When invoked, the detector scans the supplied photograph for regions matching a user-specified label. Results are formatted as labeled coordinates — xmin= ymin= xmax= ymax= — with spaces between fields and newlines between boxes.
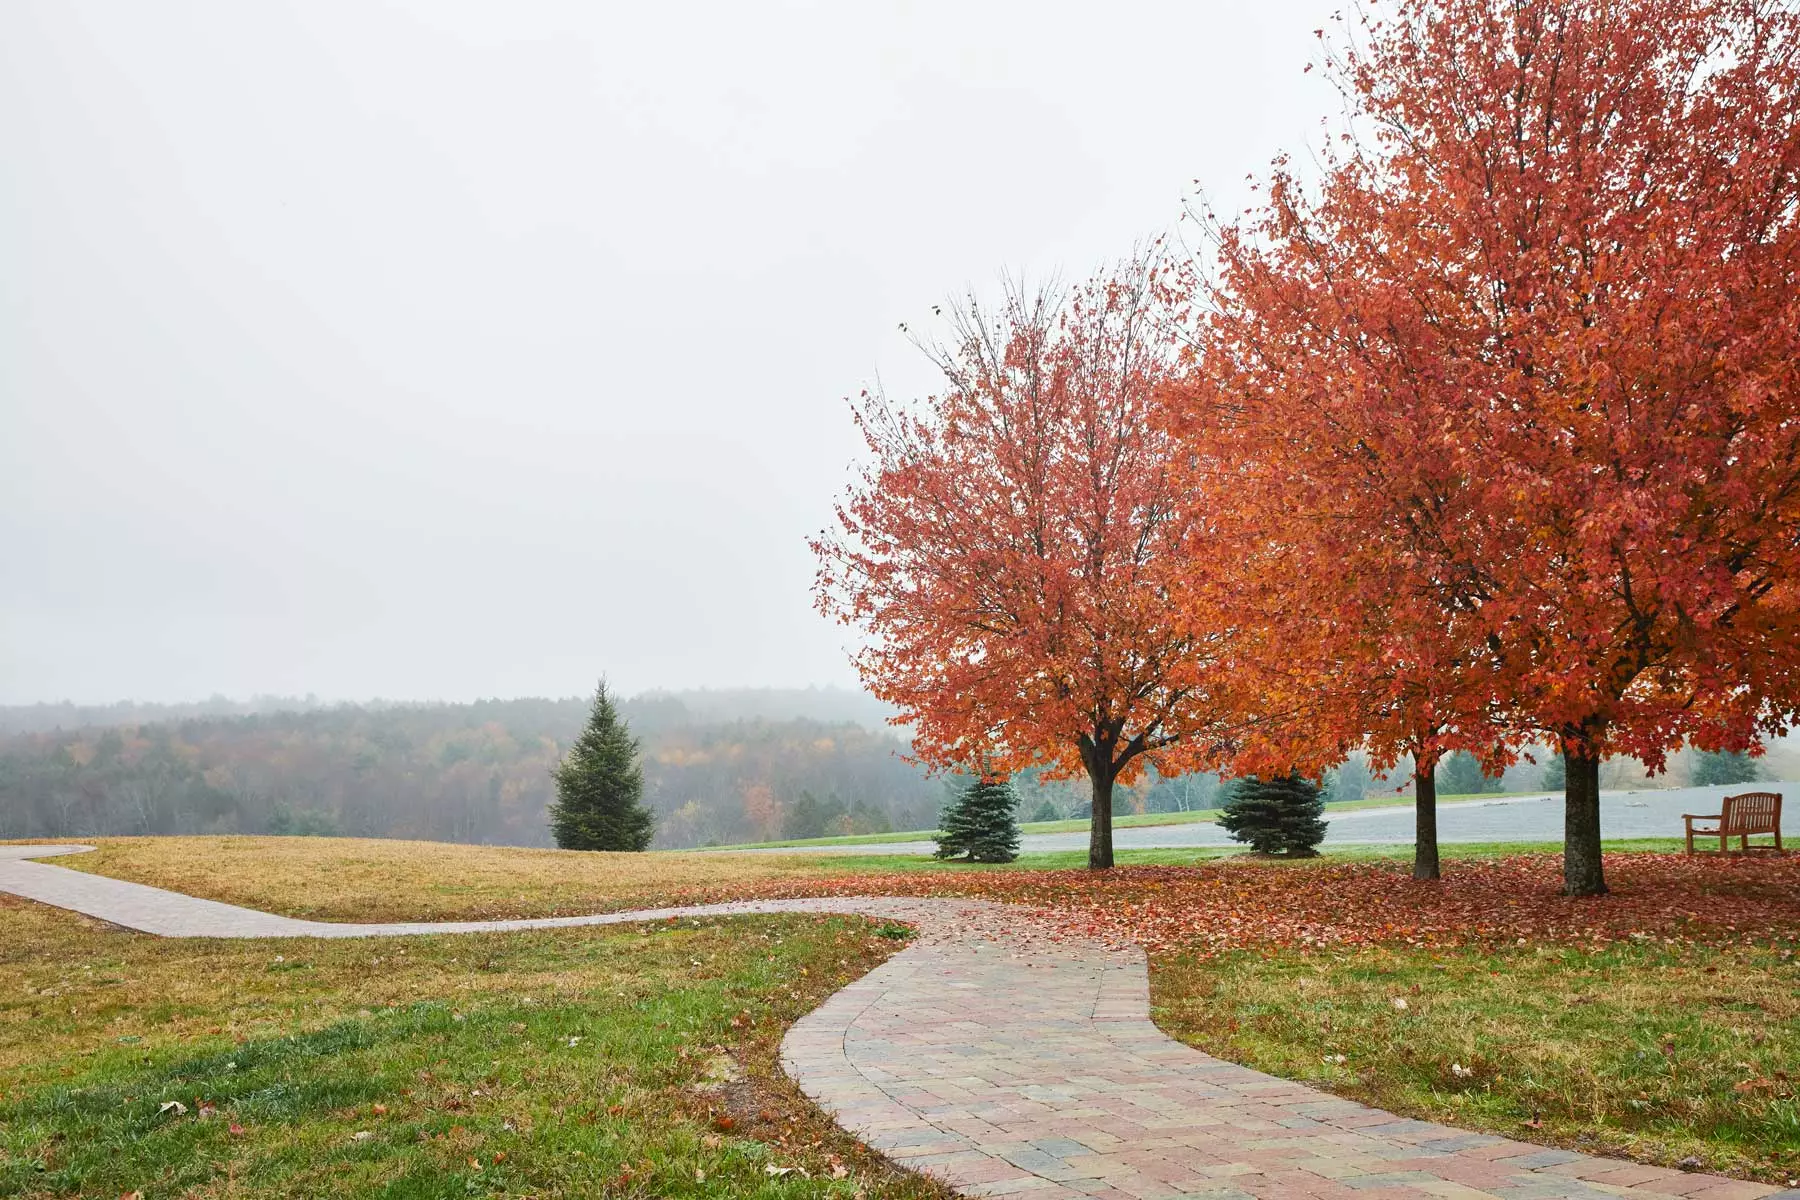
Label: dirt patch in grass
xmin=1152 ymin=939 xmax=1800 ymax=1187
xmin=0 ymin=894 xmax=951 ymax=1199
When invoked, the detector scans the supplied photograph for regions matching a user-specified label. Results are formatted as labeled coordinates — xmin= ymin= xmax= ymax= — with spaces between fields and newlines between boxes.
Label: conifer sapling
xmin=1217 ymin=773 xmax=1327 ymax=858
xmin=549 ymin=681 xmax=655 ymax=852
xmin=935 ymin=773 xmax=1021 ymax=863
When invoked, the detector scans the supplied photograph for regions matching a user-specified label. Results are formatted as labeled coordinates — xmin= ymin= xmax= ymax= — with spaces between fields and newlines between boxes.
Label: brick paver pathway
xmin=3 ymin=845 xmax=1791 ymax=1200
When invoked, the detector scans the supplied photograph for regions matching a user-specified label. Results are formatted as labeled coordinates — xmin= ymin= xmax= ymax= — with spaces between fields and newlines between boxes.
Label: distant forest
xmin=0 ymin=688 xmax=1757 ymax=849
xmin=0 ymin=689 xmax=1222 ymax=848
xmin=0 ymin=690 xmax=920 ymax=848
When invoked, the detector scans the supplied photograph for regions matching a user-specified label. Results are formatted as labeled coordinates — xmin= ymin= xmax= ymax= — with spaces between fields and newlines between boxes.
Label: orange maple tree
xmin=812 ymin=262 xmax=1237 ymax=869
xmin=1184 ymin=463 xmax=1508 ymax=881
xmin=1188 ymin=0 xmax=1800 ymax=894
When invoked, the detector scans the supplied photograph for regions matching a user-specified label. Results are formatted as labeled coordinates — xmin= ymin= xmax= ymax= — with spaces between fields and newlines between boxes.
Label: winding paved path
xmin=1 ymin=845 xmax=1789 ymax=1200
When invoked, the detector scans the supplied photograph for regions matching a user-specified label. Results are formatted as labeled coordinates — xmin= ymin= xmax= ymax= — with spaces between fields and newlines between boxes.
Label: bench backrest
xmin=1722 ymin=791 xmax=1782 ymax=834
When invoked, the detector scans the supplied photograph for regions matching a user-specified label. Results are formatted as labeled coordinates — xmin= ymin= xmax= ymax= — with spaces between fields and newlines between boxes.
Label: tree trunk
xmin=1563 ymin=748 xmax=1607 ymax=896
xmin=1087 ymin=762 xmax=1116 ymax=870
xmin=1413 ymin=762 xmax=1441 ymax=881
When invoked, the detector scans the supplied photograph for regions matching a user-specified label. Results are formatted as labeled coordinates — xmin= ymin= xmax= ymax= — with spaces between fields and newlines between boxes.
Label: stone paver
xmin=0 ymin=845 xmax=1786 ymax=1200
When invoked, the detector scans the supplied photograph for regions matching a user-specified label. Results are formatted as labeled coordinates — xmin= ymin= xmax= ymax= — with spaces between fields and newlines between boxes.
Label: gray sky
xmin=2 ymin=0 xmax=1339 ymax=705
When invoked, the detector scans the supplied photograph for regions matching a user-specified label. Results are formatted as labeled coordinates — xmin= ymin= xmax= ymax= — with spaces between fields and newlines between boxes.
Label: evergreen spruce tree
xmin=1436 ymin=751 xmax=1502 ymax=796
xmin=934 ymin=774 xmax=1021 ymax=863
xmin=1691 ymin=749 xmax=1759 ymax=787
xmin=1217 ymin=772 xmax=1328 ymax=857
xmin=782 ymin=791 xmax=846 ymax=840
xmin=548 ymin=682 xmax=654 ymax=851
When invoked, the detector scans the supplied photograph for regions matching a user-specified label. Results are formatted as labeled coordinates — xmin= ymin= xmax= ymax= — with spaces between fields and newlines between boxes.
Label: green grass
xmin=704 ymin=789 xmax=1547 ymax=851
xmin=13 ymin=835 xmax=1787 ymax=1193
xmin=0 ymin=896 xmax=949 ymax=1200
xmin=1152 ymin=937 xmax=1800 ymax=1186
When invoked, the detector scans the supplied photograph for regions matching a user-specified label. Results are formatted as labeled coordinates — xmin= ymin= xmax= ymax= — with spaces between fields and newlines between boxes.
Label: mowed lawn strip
xmin=1152 ymin=939 xmax=1800 ymax=1187
xmin=0 ymin=896 xmax=949 ymax=1200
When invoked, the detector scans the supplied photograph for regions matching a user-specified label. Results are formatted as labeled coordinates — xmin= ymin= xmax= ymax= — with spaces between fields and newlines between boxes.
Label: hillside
xmin=0 ymin=691 xmax=934 ymax=849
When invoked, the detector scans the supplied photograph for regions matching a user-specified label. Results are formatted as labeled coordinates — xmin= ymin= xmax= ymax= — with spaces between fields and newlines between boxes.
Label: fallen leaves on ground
xmin=679 ymin=853 xmax=1800 ymax=956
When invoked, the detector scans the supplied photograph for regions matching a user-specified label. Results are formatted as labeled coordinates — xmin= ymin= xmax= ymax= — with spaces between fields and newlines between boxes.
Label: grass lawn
xmin=37 ymin=836 xmax=1699 ymax=925
xmin=46 ymin=837 xmax=889 ymax=924
xmin=36 ymin=836 xmax=1702 ymax=924
xmin=12 ymin=836 xmax=1798 ymax=1190
xmin=0 ymin=894 xmax=947 ymax=1199
xmin=1154 ymin=940 xmax=1800 ymax=1186
xmin=708 ymin=788 xmax=1543 ymax=850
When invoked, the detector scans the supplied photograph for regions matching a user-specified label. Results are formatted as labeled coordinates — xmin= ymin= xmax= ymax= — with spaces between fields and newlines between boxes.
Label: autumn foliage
xmin=813 ymin=262 xmax=1237 ymax=868
xmin=1181 ymin=0 xmax=1800 ymax=893
xmin=820 ymin=0 xmax=1800 ymax=894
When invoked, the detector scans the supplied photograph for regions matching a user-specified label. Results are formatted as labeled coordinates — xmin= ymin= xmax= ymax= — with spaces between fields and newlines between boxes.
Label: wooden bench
xmin=1683 ymin=791 xmax=1784 ymax=855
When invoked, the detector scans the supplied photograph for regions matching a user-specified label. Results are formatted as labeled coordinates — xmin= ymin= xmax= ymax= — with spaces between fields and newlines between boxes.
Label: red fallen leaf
xmin=228 ymin=1123 xmax=245 ymax=1136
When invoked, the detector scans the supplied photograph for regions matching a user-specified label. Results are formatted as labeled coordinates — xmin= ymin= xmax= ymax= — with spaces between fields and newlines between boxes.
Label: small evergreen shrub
xmin=935 ymin=774 xmax=1021 ymax=863
xmin=1217 ymin=772 xmax=1327 ymax=857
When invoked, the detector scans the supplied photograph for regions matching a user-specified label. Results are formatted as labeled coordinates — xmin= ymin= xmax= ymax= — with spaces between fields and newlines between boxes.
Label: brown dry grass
xmin=43 ymin=836 xmax=873 ymax=922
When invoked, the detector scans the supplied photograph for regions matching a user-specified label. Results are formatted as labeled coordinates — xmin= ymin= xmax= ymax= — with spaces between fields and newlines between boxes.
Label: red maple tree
xmin=813 ymin=262 xmax=1238 ymax=869
xmin=1189 ymin=0 xmax=1800 ymax=894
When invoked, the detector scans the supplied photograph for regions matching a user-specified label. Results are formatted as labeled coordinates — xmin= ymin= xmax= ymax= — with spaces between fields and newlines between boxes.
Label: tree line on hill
xmin=0 ymin=688 xmax=1362 ymax=848
xmin=0 ymin=691 xmax=937 ymax=848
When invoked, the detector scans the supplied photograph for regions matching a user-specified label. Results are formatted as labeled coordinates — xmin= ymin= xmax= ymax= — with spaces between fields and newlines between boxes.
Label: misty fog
xmin=2 ymin=0 xmax=1340 ymax=706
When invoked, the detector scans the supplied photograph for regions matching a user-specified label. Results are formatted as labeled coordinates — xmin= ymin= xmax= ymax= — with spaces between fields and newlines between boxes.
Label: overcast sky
xmin=2 ymin=0 xmax=1340 ymax=705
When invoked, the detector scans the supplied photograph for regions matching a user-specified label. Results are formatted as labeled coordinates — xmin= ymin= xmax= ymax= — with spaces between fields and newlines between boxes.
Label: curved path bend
xmin=1 ymin=845 xmax=1788 ymax=1200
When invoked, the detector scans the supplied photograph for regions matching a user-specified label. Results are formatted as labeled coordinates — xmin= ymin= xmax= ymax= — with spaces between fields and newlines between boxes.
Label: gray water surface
xmin=732 ymin=781 xmax=1790 ymax=856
